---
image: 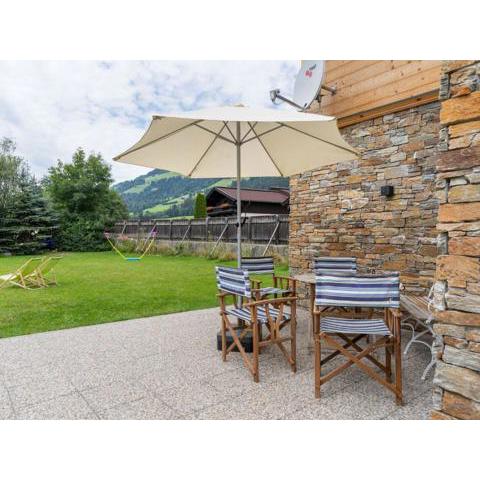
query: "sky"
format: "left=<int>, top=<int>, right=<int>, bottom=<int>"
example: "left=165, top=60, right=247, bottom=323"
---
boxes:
left=0, top=61, right=298, bottom=183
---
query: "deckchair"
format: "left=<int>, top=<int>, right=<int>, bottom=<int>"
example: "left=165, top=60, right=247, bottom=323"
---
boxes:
left=0, top=257, right=44, bottom=290
left=313, top=256, right=357, bottom=274
left=313, top=272, right=403, bottom=405
left=32, top=256, right=63, bottom=287
left=240, top=256, right=297, bottom=299
left=216, top=266, right=297, bottom=382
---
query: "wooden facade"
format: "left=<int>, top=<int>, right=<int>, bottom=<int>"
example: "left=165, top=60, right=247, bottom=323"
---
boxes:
left=311, top=60, right=442, bottom=127
left=206, top=187, right=289, bottom=217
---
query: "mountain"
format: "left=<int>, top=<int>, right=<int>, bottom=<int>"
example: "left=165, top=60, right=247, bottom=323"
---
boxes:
left=114, top=169, right=289, bottom=218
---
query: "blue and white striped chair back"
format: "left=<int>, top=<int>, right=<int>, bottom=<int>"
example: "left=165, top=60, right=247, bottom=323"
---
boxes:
left=315, top=272, right=400, bottom=308
left=216, top=266, right=251, bottom=298
left=240, top=257, right=275, bottom=275
left=314, top=256, right=357, bottom=275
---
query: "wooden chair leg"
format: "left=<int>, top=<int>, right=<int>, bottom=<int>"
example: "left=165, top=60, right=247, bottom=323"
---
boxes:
left=291, top=302, right=297, bottom=373
left=221, top=315, right=227, bottom=361
left=315, top=331, right=322, bottom=398
left=385, top=344, right=392, bottom=382
left=253, top=321, right=260, bottom=383
left=395, top=332, right=403, bottom=405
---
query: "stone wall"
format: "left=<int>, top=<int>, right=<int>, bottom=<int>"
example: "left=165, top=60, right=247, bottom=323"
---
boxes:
left=289, top=102, right=441, bottom=293
left=431, top=60, right=480, bottom=420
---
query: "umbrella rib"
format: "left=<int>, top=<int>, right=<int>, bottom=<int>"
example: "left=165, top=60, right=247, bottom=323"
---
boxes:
left=277, top=122, right=358, bottom=155
left=248, top=122, right=284, bottom=176
left=194, top=123, right=236, bottom=145
left=240, top=122, right=257, bottom=143
left=223, top=122, right=237, bottom=143
left=187, top=124, right=228, bottom=177
left=241, top=124, right=283, bottom=144
left=113, top=119, right=203, bottom=160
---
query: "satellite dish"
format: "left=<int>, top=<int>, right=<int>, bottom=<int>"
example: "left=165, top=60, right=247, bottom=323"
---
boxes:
left=270, top=60, right=335, bottom=111
left=293, top=60, right=326, bottom=110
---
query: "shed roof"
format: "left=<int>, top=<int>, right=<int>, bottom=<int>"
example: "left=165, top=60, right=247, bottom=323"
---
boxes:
left=208, top=187, right=289, bottom=205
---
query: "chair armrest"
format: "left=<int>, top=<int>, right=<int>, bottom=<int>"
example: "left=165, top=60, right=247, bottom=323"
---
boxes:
left=243, top=296, right=298, bottom=309
left=387, top=308, right=402, bottom=319
left=216, top=292, right=236, bottom=299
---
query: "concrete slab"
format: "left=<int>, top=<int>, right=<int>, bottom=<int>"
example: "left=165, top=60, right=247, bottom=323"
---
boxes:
left=16, top=393, right=98, bottom=420
left=0, top=307, right=434, bottom=420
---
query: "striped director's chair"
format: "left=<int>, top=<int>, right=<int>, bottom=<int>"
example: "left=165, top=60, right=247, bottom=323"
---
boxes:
left=313, top=257, right=358, bottom=315
left=241, top=256, right=296, bottom=299
left=313, top=272, right=403, bottom=405
left=313, top=256, right=357, bottom=274
left=216, top=266, right=297, bottom=382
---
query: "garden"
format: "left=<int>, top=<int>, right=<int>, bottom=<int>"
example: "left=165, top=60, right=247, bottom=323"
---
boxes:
left=0, top=252, right=287, bottom=338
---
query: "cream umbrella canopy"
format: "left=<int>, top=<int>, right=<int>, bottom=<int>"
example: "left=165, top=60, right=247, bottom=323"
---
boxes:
left=114, top=105, right=357, bottom=266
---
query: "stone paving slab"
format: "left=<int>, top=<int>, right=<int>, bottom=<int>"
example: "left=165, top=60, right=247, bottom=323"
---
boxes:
left=0, top=307, right=434, bottom=420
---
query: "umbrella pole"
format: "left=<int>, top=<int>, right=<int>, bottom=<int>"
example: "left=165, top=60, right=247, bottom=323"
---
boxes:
left=236, top=121, right=242, bottom=268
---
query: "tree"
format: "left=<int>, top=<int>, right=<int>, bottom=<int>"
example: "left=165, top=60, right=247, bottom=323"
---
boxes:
left=0, top=138, right=56, bottom=255
left=43, top=148, right=128, bottom=251
left=193, top=192, right=207, bottom=218
left=0, top=137, right=29, bottom=210
left=0, top=180, right=57, bottom=255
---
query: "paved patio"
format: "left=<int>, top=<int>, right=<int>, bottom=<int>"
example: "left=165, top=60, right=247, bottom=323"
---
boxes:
left=0, top=307, right=434, bottom=420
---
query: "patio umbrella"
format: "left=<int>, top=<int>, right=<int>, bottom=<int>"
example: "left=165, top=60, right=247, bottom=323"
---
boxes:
left=114, top=105, right=357, bottom=266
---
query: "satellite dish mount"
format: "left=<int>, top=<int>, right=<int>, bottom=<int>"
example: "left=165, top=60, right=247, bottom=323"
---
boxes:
left=270, top=60, right=335, bottom=111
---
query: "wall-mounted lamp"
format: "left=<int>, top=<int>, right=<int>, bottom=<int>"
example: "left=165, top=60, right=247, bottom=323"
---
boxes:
left=381, top=185, right=394, bottom=197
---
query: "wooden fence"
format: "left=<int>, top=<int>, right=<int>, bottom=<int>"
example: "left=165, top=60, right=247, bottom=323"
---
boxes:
left=112, top=215, right=289, bottom=245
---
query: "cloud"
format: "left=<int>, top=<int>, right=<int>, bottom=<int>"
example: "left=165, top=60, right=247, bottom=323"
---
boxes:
left=0, top=60, right=298, bottom=183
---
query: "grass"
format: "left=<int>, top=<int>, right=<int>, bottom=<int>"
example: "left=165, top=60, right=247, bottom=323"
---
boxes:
left=123, top=171, right=179, bottom=194
left=143, top=194, right=186, bottom=214
left=0, top=252, right=287, bottom=338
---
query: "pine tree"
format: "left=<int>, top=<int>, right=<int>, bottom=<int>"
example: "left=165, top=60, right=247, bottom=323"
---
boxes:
left=193, top=192, right=207, bottom=218
left=0, top=178, right=57, bottom=255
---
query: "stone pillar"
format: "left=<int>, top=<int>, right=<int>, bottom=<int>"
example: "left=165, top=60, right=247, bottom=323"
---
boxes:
left=431, top=60, right=480, bottom=419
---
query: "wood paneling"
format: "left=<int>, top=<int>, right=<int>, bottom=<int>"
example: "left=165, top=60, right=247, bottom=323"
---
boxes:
left=316, top=60, right=442, bottom=120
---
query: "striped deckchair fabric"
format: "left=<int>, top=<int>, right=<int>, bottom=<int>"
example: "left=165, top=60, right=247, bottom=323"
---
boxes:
left=240, top=257, right=274, bottom=275
left=313, top=256, right=357, bottom=274
left=215, top=266, right=251, bottom=298
left=226, top=305, right=291, bottom=324
left=315, top=272, right=400, bottom=308
left=319, top=316, right=392, bottom=336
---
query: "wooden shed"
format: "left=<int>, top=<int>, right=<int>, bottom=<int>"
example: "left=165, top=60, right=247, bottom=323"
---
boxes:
left=206, top=187, right=289, bottom=217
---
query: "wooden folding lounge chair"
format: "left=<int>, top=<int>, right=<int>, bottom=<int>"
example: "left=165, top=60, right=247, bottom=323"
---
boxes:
left=0, top=257, right=44, bottom=290
left=313, top=256, right=357, bottom=274
left=313, top=272, right=403, bottom=405
left=216, top=266, right=297, bottom=382
left=240, top=256, right=297, bottom=299
left=32, top=256, right=63, bottom=287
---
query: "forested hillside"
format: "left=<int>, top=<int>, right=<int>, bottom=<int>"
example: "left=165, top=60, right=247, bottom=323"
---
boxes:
left=114, top=169, right=289, bottom=218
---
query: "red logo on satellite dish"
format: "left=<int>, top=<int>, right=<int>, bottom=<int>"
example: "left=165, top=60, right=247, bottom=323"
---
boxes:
left=305, top=64, right=317, bottom=78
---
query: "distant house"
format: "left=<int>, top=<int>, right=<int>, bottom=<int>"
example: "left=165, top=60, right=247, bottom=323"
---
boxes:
left=206, top=187, right=289, bottom=217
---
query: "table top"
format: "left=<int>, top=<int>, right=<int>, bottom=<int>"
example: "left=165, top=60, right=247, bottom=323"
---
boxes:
left=292, top=273, right=315, bottom=284
left=400, top=294, right=431, bottom=320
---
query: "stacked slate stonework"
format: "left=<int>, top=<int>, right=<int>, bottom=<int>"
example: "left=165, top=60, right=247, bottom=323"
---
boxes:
left=431, top=60, right=480, bottom=420
left=290, top=100, right=441, bottom=294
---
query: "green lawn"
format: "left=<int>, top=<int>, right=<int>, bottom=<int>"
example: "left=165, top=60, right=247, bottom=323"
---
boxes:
left=0, top=252, right=287, bottom=338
